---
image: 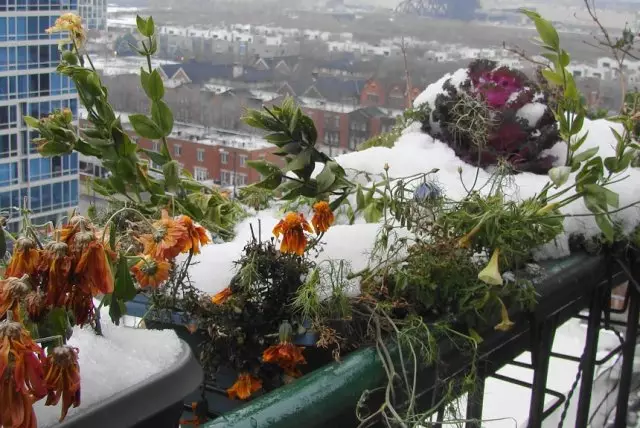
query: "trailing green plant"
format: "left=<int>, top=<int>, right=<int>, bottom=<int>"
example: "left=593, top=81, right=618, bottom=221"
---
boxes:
left=357, top=104, right=431, bottom=150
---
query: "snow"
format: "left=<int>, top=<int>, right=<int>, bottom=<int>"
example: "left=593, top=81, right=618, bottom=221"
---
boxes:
left=516, top=102, right=547, bottom=127
left=34, top=318, right=182, bottom=428
left=183, top=68, right=639, bottom=296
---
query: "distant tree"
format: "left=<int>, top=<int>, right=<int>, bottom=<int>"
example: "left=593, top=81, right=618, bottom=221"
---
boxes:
left=114, top=33, right=139, bottom=57
left=396, top=0, right=480, bottom=21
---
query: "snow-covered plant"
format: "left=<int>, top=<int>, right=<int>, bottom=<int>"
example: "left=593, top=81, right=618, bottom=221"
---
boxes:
left=422, top=59, right=559, bottom=174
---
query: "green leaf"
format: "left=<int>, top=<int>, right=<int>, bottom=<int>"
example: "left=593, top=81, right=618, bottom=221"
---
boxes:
left=356, top=185, right=365, bottom=210
left=604, top=156, right=619, bottom=174
left=163, top=160, right=181, bottom=191
left=363, top=201, right=382, bottom=223
left=584, top=184, right=619, bottom=208
left=151, top=100, right=173, bottom=136
left=136, top=15, right=148, bottom=36
left=146, top=16, right=155, bottom=37
left=140, top=68, right=150, bottom=95
left=541, top=69, right=564, bottom=86
left=140, top=148, right=169, bottom=167
left=254, top=173, right=282, bottom=190
left=265, top=133, right=293, bottom=145
left=558, top=50, right=570, bottom=68
left=42, top=308, right=71, bottom=341
left=572, top=147, right=599, bottom=164
left=529, top=13, right=560, bottom=50
left=23, top=116, right=40, bottom=128
left=595, top=214, right=615, bottom=242
left=115, top=255, right=137, bottom=302
left=284, top=149, right=312, bottom=173
left=570, top=113, right=584, bottom=135
left=247, top=159, right=281, bottom=176
left=329, top=192, right=349, bottom=212
left=146, top=70, right=164, bottom=101
left=316, top=163, right=336, bottom=193
left=129, top=114, right=163, bottom=140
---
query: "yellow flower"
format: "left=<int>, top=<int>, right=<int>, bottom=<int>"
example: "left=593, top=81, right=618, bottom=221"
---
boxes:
left=272, top=212, right=313, bottom=256
left=478, top=248, right=503, bottom=286
left=494, top=298, right=515, bottom=332
left=46, top=13, right=86, bottom=48
left=131, top=255, right=171, bottom=288
left=227, top=373, right=262, bottom=400
left=311, top=201, right=335, bottom=234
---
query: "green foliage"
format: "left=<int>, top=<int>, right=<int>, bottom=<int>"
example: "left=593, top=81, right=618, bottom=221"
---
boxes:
left=358, top=104, right=431, bottom=150
left=22, top=15, right=243, bottom=238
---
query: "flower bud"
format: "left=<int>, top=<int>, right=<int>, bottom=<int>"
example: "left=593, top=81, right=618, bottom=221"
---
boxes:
left=548, top=166, right=571, bottom=187
left=478, top=248, right=503, bottom=286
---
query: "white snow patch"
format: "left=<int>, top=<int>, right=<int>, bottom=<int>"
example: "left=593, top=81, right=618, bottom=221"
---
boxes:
left=35, top=320, right=182, bottom=427
left=516, top=102, right=547, bottom=127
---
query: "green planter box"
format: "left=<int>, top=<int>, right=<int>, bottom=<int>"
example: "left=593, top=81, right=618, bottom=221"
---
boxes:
left=127, top=253, right=618, bottom=427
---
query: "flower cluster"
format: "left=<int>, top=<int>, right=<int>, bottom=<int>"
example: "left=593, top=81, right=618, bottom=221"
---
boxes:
left=423, top=59, right=559, bottom=174
left=272, top=201, right=335, bottom=256
left=0, top=321, right=80, bottom=426
left=132, top=210, right=210, bottom=288
left=1, top=216, right=113, bottom=327
left=45, top=13, right=86, bottom=48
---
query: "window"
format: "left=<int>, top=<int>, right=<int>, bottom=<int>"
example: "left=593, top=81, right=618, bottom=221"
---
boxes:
left=239, top=155, right=247, bottom=167
left=194, top=166, right=208, bottom=181
left=197, top=148, right=205, bottom=162
left=334, top=116, right=340, bottom=128
left=220, top=169, right=231, bottom=186
left=366, top=93, right=379, bottom=104
left=174, top=144, right=182, bottom=156
left=152, top=141, right=160, bottom=152
left=220, top=151, right=228, bottom=164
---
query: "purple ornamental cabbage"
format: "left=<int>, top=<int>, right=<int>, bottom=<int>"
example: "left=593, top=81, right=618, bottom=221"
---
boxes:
left=423, top=59, right=559, bottom=174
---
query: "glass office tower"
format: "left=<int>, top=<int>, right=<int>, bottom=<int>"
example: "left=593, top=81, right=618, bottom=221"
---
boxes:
left=78, top=0, right=106, bottom=31
left=0, top=0, right=80, bottom=233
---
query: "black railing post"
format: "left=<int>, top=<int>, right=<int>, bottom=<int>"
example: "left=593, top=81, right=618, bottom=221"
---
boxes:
left=528, top=318, right=557, bottom=428
left=465, top=364, right=486, bottom=428
left=574, top=285, right=606, bottom=427
left=614, top=258, right=640, bottom=427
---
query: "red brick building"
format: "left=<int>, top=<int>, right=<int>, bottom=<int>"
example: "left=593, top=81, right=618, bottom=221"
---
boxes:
left=79, top=118, right=284, bottom=188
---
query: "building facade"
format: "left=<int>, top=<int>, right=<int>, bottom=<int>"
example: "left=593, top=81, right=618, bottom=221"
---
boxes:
left=78, top=0, right=107, bottom=31
left=0, top=0, right=80, bottom=233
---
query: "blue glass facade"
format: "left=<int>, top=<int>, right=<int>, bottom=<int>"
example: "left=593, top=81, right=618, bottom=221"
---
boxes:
left=0, top=0, right=79, bottom=233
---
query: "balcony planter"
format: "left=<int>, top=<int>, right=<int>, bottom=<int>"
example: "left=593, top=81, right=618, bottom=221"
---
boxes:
left=127, top=252, right=620, bottom=427
left=35, top=322, right=203, bottom=428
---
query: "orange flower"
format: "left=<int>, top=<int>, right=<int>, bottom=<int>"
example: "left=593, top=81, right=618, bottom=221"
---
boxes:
left=0, top=321, right=47, bottom=401
left=211, top=287, right=232, bottom=305
left=262, top=341, right=306, bottom=377
left=43, top=346, right=81, bottom=422
left=39, top=241, right=73, bottom=308
left=138, top=210, right=188, bottom=260
left=131, top=255, right=170, bottom=288
left=5, top=237, right=40, bottom=278
left=0, top=374, right=37, bottom=428
left=272, top=212, right=313, bottom=256
left=311, top=201, right=335, bottom=234
left=0, top=277, right=31, bottom=321
left=24, top=289, right=47, bottom=322
left=59, top=215, right=92, bottom=246
left=177, top=215, right=211, bottom=255
left=74, top=235, right=114, bottom=296
left=68, top=286, right=94, bottom=327
left=227, top=373, right=262, bottom=400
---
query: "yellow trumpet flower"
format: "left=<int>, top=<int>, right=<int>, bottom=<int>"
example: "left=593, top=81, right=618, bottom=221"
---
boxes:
left=494, top=297, right=515, bottom=332
left=478, top=248, right=503, bottom=286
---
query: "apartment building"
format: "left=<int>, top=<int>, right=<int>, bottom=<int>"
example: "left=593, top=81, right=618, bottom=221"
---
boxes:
left=0, top=0, right=80, bottom=233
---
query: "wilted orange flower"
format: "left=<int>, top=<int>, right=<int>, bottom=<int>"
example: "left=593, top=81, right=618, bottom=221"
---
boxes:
left=68, top=286, right=94, bottom=327
left=0, top=276, right=31, bottom=320
left=177, top=216, right=210, bottom=255
left=25, top=289, right=47, bottom=322
left=311, top=201, right=335, bottom=234
left=45, top=12, right=86, bottom=48
left=5, top=237, right=40, bottom=278
left=0, top=374, right=36, bottom=428
left=0, top=321, right=47, bottom=400
left=59, top=215, right=91, bottom=246
left=211, top=287, right=232, bottom=305
left=272, top=212, right=313, bottom=256
left=262, top=341, right=306, bottom=378
left=131, top=255, right=170, bottom=288
left=39, top=241, right=73, bottom=307
left=74, top=235, right=114, bottom=296
left=138, top=210, right=188, bottom=260
left=227, top=373, right=262, bottom=400
left=43, top=346, right=81, bottom=422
